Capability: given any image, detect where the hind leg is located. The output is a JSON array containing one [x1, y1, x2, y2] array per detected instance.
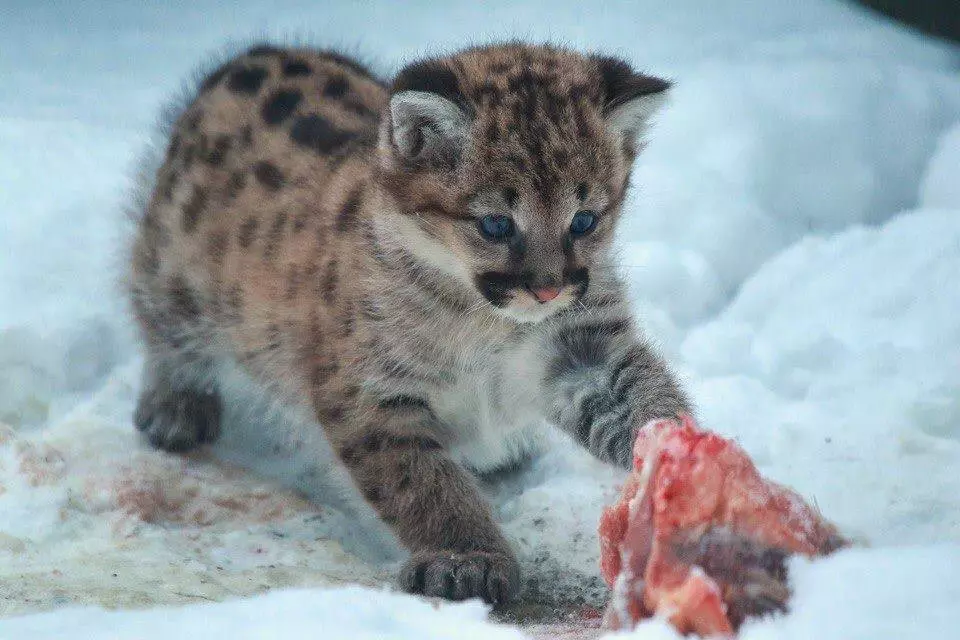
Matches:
[[129, 268, 223, 453], [134, 355, 222, 452]]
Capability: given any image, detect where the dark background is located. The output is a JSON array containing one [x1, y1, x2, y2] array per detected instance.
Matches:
[[858, 0, 960, 42]]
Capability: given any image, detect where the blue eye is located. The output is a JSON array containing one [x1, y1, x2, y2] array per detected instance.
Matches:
[[570, 210, 598, 237], [478, 215, 516, 241]]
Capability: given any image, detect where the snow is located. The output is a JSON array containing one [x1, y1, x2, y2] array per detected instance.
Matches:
[[1, 0, 959, 637], [0, 586, 527, 639], [920, 122, 960, 209]]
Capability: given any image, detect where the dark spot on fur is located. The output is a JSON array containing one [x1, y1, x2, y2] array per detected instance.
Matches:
[[283, 59, 312, 76], [224, 284, 244, 323], [505, 154, 527, 172], [314, 224, 328, 250], [485, 119, 500, 143], [168, 275, 200, 321], [311, 363, 339, 388], [262, 89, 303, 125], [577, 182, 589, 201], [292, 212, 309, 233], [240, 126, 253, 146], [285, 265, 301, 300], [340, 311, 355, 338], [318, 403, 346, 424], [317, 51, 382, 84], [207, 230, 228, 265], [205, 135, 231, 166], [362, 484, 385, 503], [475, 81, 503, 108], [159, 171, 179, 201], [227, 65, 269, 95], [182, 144, 196, 169], [575, 112, 593, 143], [323, 75, 350, 98], [184, 111, 202, 132], [336, 185, 364, 232], [197, 133, 210, 157], [360, 300, 384, 323], [227, 171, 246, 198], [263, 211, 288, 260], [181, 186, 208, 233], [503, 187, 518, 209], [253, 161, 285, 191], [238, 216, 259, 248], [136, 244, 160, 277], [341, 97, 377, 119], [167, 134, 181, 161], [289, 114, 356, 155], [321, 259, 338, 304]]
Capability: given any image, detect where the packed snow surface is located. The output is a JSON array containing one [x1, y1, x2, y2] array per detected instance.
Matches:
[[1, 0, 959, 637]]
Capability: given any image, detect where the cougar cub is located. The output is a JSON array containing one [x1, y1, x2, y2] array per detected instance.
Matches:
[[128, 42, 689, 605]]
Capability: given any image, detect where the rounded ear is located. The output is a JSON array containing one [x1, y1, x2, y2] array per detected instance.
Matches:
[[388, 91, 471, 168], [593, 56, 671, 153]]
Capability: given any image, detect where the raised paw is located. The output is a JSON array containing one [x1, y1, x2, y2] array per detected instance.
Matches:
[[399, 550, 521, 605], [134, 385, 221, 453]]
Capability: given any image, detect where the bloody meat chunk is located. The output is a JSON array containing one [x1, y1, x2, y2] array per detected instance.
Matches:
[[599, 415, 846, 635]]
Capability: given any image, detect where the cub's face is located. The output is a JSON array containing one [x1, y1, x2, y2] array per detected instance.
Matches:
[[378, 45, 669, 323]]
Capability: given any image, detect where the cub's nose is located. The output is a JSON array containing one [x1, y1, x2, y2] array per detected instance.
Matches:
[[527, 285, 561, 303]]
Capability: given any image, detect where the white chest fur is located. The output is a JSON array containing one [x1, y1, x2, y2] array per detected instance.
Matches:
[[429, 337, 549, 473]]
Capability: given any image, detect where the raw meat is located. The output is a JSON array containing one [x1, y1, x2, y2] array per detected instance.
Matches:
[[599, 415, 846, 635]]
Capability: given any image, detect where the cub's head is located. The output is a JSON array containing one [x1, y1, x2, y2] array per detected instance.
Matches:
[[377, 44, 669, 323]]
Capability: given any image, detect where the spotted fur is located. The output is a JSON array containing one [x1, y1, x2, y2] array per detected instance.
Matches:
[[127, 42, 688, 606]]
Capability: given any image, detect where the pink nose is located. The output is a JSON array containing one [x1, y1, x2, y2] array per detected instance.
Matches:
[[530, 286, 561, 303]]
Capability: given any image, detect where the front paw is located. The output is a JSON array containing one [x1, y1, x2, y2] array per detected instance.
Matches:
[[594, 422, 636, 469], [399, 550, 520, 605]]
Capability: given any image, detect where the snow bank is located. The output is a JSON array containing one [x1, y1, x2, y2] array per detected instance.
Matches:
[[0, 586, 526, 639], [920, 121, 960, 209], [741, 546, 960, 640], [1, 0, 959, 637], [686, 208, 960, 545], [622, 63, 960, 339], [3, 545, 957, 640]]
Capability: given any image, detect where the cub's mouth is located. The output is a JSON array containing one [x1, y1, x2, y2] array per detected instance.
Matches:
[[473, 268, 589, 320]]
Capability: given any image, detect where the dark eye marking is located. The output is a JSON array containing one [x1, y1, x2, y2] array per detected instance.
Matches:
[[576, 182, 589, 201], [503, 187, 518, 209], [570, 210, 598, 237], [478, 215, 516, 241]]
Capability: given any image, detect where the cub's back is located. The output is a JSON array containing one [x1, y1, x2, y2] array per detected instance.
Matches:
[[135, 44, 387, 271], [130, 46, 388, 370]]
